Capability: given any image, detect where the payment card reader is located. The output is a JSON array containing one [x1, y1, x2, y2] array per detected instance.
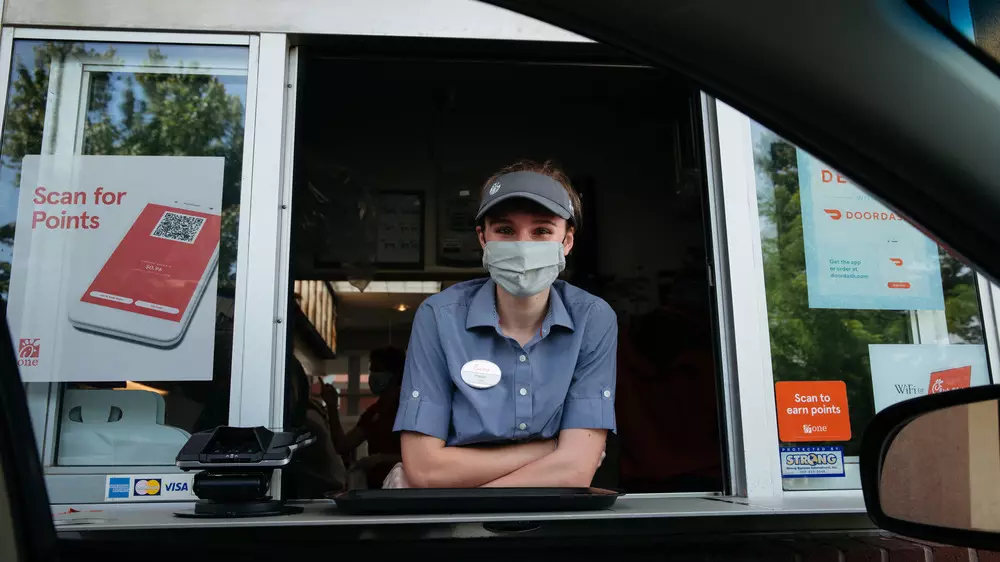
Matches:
[[174, 426, 315, 518]]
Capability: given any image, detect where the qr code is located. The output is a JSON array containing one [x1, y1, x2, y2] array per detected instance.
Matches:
[[150, 211, 206, 244]]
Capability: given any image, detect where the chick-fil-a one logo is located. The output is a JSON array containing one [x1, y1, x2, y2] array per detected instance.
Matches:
[[17, 338, 40, 367]]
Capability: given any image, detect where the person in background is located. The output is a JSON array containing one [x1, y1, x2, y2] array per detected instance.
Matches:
[[322, 346, 405, 489], [281, 356, 346, 498]]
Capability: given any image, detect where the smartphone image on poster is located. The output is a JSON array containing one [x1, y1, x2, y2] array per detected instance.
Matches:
[[68, 202, 221, 347]]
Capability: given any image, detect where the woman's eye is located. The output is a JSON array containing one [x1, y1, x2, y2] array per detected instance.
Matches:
[[533, 228, 553, 236], [494, 227, 515, 235]]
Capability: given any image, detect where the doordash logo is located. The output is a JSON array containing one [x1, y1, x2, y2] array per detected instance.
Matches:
[[17, 338, 40, 367], [822, 208, 903, 222]]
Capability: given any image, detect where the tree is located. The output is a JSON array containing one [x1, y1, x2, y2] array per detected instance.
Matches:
[[1, 43, 116, 182], [0, 42, 246, 299]]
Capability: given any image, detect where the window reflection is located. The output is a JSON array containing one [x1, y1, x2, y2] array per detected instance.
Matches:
[[0, 40, 248, 476], [751, 122, 987, 490]]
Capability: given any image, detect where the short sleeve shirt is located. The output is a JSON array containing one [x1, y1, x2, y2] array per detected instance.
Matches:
[[392, 278, 618, 446]]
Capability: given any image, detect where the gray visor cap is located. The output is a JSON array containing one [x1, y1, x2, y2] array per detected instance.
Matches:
[[475, 171, 574, 224]]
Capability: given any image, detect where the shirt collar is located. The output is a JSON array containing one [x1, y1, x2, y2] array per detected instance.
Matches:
[[466, 278, 499, 330], [466, 278, 575, 332], [545, 284, 575, 332]]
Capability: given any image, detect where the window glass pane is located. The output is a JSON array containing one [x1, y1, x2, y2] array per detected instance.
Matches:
[[751, 122, 990, 490], [0, 40, 248, 469]]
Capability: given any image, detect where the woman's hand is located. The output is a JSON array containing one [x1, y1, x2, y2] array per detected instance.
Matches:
[[320, 383, 339, 407]]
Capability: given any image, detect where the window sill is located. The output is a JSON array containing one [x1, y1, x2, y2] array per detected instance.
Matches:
[[52, 493, 870, 532]]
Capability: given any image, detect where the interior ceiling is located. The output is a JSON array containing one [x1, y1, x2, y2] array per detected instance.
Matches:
[[335, 292, 431, 329]]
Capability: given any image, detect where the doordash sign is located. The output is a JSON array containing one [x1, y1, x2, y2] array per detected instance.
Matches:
[[775, 381, 851, 443], [797, 150, 944, 311]]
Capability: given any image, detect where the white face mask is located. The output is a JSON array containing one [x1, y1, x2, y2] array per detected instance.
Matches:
[[482, 241, 566, 297]]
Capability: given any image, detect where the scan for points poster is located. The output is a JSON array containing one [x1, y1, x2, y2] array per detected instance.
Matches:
[[774, 380, 851, 443], [868, 344, 990, 413], [797, 150, 945, 311], [7, 155, 224, 382]]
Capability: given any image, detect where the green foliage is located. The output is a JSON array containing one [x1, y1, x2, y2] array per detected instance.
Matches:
[[0, 41, 246, 298]]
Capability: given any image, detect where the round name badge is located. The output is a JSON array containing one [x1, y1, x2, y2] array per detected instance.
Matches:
[[460, 360, 502, 389]]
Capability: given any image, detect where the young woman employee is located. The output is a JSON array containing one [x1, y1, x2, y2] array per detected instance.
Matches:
[[387, 159, 618, 488]]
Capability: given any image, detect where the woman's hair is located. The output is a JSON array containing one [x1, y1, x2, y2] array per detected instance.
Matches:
[[478, 159, 583, 231]]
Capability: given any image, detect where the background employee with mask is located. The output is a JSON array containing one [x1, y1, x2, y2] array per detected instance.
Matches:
[[385, 159, 617, 489], [323, 346, 405, 489]]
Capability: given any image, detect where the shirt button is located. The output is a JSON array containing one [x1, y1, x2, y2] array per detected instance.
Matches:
[[412, 390, 420, 398], [519, 355, 527, 362], [603, 389, 611, 398], [518, 422, 527, 430], [519, 388, 528, 396]]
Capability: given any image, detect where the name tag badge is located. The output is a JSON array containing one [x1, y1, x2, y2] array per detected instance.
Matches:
[[461, 360, 502, 389]]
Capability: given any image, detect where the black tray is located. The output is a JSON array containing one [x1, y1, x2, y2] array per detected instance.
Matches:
[[327, 487, 623, 515]]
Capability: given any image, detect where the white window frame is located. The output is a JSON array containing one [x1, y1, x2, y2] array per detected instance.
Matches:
[[1, 27, 262, 504]]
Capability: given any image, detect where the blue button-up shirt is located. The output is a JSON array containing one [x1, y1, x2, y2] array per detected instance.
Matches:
[[392, 278, 618, 446]]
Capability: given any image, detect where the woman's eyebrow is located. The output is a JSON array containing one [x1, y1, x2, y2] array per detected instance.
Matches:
[[532, 218, 557, 226]]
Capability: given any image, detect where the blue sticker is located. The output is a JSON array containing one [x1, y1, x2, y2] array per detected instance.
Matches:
[[780, 446, 846, 478], [107, 477, 131, 499]]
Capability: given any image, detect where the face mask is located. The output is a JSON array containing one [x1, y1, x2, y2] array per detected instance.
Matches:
[[482, 241, 566, 298], [368, 370, 395, 396]]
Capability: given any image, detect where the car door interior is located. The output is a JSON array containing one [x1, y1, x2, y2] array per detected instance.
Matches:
[[479, 0, 1000, 289], [0, 315, 59, 560]]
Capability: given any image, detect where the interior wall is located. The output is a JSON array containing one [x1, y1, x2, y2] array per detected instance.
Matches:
[[295, 57, 703, 316]]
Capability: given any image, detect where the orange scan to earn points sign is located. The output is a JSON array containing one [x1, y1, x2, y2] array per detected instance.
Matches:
[[775, 381, 851, 442]]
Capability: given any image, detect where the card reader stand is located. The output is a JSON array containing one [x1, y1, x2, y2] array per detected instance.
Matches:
[[173, 426, 315, 518]]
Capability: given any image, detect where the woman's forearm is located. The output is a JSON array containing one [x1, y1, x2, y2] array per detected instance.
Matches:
[[480, 447, 595, 488], [480, 429, 607, 488], [401, 433, 556, 488]]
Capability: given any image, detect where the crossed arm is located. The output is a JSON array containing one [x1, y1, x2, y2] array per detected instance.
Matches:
[[400, 427, 607, 488]]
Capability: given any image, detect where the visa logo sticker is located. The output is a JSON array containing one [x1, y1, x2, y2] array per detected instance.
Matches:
[[780, 446, 846, 478], [164, 482, 189, 493], [105, 474, 196, 502]]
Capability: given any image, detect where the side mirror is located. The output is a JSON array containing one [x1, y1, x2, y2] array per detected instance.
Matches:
[[861, 385, 1000, 550]]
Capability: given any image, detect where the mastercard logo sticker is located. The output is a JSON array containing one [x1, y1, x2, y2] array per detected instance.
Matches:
[[133, 478, 161, 496]]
